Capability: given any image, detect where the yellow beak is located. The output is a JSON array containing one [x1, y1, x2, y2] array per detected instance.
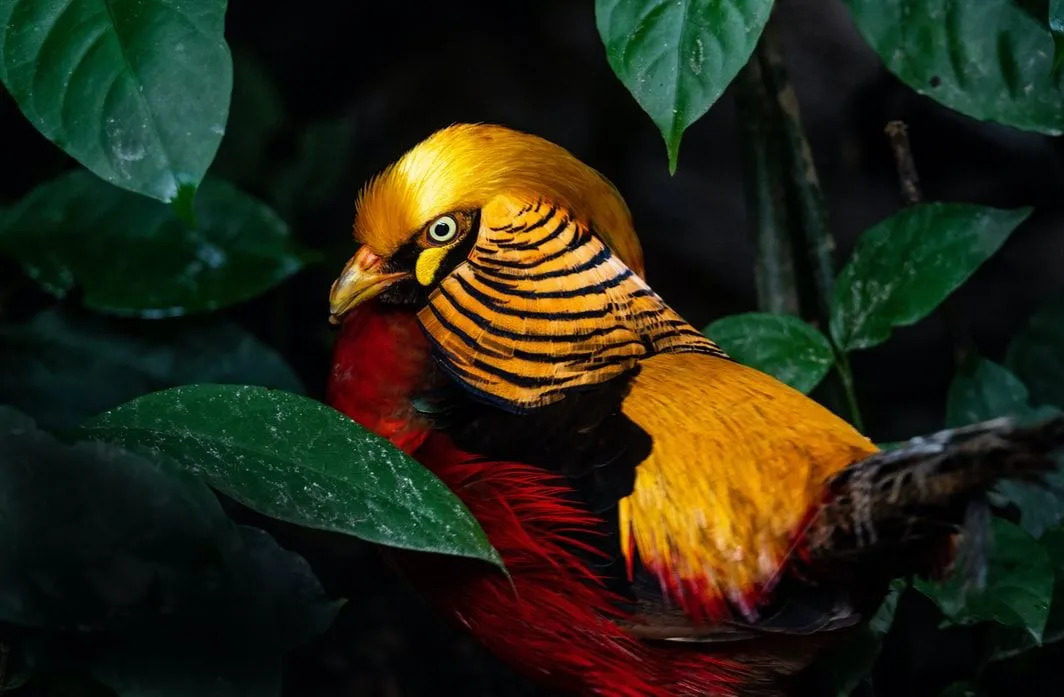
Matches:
[[328, 245, 409, 324]]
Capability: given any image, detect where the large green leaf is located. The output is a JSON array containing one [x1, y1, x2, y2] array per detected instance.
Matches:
[[0, 0, 232, 203], [946, 357, 1064, 538], [595, 0, 774, 171], [0, 308, 304, 429], [80, 385, 501, 568], [916, 518, 1053, 642], [0, 171, 316, 317], [830, 203, 1029, 352], [1006, 293, 1064, 411], [843, 0, 1064, 135], [704, 312, 834, 394]]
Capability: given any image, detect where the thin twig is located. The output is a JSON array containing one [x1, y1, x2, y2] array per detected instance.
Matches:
[[735, 52, 801, 316], [884, 121, 923, 205], [751, 24, 863, 428], [757, 25, 837, 326]]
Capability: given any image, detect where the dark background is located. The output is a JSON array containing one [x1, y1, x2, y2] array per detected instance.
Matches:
[[2, 1, 1062, 695]]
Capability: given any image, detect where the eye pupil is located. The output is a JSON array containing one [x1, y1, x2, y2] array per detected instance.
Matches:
[[429, 216, 458, 242]]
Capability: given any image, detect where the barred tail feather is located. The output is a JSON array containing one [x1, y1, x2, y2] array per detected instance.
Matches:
[[804, 415, 1064, 580]]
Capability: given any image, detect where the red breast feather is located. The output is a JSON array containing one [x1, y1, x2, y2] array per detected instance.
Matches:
[[328, 302, 747, 697]]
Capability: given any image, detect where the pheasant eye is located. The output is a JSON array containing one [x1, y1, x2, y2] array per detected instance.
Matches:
[[427, 215, 458, 244]]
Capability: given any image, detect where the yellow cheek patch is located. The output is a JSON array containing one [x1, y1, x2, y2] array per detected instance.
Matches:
[[415, 247, 450, 286]]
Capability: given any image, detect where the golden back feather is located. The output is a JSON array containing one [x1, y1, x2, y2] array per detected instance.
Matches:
[[354, 124, 645, 276]]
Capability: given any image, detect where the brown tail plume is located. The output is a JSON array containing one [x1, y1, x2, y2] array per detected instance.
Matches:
[[803, 416, 1064, 581]]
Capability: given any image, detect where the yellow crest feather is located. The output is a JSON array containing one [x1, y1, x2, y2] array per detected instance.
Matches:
[[353, 124, 645, 276]]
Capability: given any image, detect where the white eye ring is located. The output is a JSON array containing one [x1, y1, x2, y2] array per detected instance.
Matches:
[[427, 215, 459, 244]]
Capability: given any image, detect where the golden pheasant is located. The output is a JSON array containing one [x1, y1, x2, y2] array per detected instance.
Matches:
[[326, 124, 1063, 696]]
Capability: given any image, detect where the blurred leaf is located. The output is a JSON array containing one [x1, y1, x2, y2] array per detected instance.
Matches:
[[0, 407, 338, 696], [0, 308, 304, 429], [939, 682, 983, 697], [946, 358, 1044, 427], [812, 579, 906, 697], [1006, 292, 1064, 411], [830, 203, 1029, 351], [595, 0, 774, 172], [80, 385, 502, 568], [234, 525, 343, 650], [267, 116, 355, 218], [704, 312, 834, 394], [1053, 0, 1064, 74], [89, 526, 338, 697], [946, 357, 1064, 538], [212, 52, 287, 188], [0, 0, 232, 203], [0, 171, 317, 317], [0, 405, 234, 630], [989, 526, 1064, 660], [916, 518, 1053, 642], [843, 0, 1064, 135]]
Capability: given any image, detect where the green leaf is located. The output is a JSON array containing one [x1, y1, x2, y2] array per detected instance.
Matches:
[[0, 171, 316, 317], [80, 385, 502, 568], [0, 405, 234, 630], [89, 526, 339, 697], [704, 312, 834, 394], [916, 518, 1053, 642], [988, 527, 1064, 660], [234, 525, 343, 651], [946, 357, 1064, 538], [946, 358, 1038, 428], [830, 203, 1030, 352], [0, 308, 304, 429], [842, 0, 1064, 135], [0, 0, 232, 203], [0, 406, 339, 696], [1006, 293, 1064, 411], [1053, 0, 1064, 74], [595, 0, 774, 172]]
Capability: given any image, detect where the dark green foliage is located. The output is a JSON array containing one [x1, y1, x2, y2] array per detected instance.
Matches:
[[0, 407, 340, 696], [0, 172, 317, 317], [0, 0, 232, 203], [81, 385, 501, 567], [1, 0, 1063, 694], [594, 0, 774, 171]]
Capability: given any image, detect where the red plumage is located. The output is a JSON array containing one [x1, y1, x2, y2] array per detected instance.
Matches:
[[327, 302, 746, 696]]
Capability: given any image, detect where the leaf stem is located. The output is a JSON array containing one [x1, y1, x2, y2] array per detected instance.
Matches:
[[835, 349, 865, 433], [746, 23, 865, 428], [735, 51, 801, 316], [756, 25, 837, 326], [885, 120, 923, 205]]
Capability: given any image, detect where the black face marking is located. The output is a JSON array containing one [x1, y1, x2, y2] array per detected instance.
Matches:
[[376, 209, 481, 307]]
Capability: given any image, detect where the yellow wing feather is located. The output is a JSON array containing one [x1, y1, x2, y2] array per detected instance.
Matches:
[[619, 353, 877, 620]]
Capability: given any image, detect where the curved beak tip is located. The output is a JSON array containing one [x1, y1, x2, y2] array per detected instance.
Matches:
[[328, 247, 407, 323]]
